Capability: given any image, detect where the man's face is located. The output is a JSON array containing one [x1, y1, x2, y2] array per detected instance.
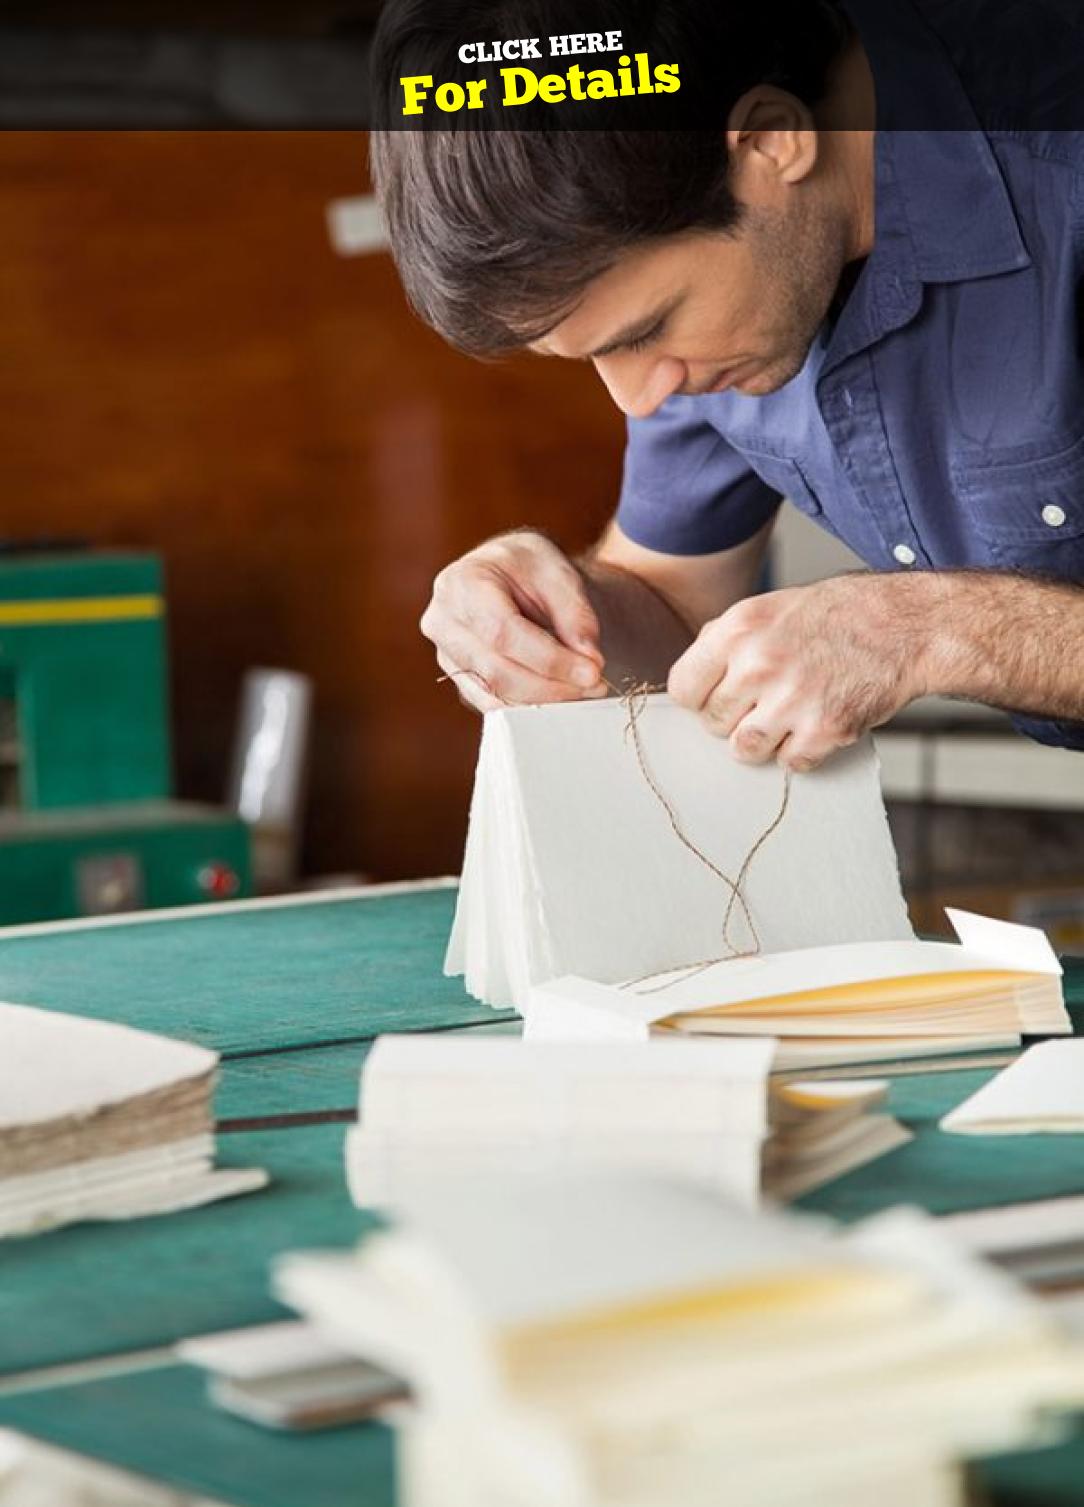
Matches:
[[533, 201, 851, 419]]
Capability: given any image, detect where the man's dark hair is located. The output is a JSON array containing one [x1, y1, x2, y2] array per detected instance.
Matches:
[[370, 1, 851, 355]]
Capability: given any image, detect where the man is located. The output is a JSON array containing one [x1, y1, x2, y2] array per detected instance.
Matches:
[[372, 0, 1084, 771]]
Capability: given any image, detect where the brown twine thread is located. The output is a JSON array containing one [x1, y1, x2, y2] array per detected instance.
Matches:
[[613, 679, 758, 956], [437, 668, 791, 991], [606, 676, 790, 991]]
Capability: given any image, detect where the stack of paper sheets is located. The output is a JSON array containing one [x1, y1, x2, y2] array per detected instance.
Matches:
[[276, 1171, 1084, 1507], [939, 1195, 1084, 1292], [346, 1034, 910, 1209], [523, 910, 1069, 1070], [447, 699, 1068, 1070], [942, 1040, 1084, 1134], [0, 1001, 267, 1237], [179, 1321, 407, 1431], [447, 697, 915, 1009]]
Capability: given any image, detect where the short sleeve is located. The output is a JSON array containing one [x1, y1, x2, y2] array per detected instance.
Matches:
[[616, 400, 782, 556], [1012, 712, 1084, 752]]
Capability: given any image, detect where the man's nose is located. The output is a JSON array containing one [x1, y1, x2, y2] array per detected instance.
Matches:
[[592, 354, 687, 418]]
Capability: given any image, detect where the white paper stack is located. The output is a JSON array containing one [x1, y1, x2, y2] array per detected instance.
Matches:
[[345, 1034, 911, 1210], [446, 697, 914, 1010], [522, 911, 1069, 1069], [0, 1428, 186, 1507], [276, 1171, 1084, 1507], [942, 1039, 1084, 1135], [447, 700, 1072, 1071], [939, 1196, 1084, 1291], [0, 1002, 268, 1237], [179, 1321, 407, 1431]]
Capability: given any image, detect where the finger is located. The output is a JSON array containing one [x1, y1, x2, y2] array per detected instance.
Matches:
[[777, 725, 857, 773], [729, 709, 789, 765], [667, 626, 730, 711], [776, 734, 827, 774], [508, 553, 604, 663], [435, 652, 504, 714], [467, 594, 604, 690], [438, 625, 603, 707], [702, 682, 757, 738]]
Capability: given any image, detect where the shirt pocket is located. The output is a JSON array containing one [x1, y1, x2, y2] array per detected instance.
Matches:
[[740, 450, 824, 520], [953, 431, 1084, 573]]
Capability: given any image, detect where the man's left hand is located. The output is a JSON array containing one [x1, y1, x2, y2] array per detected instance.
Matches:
[[667, 574, 935, 771]]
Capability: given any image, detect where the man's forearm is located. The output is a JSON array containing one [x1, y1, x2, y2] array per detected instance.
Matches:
[[916, 570, 1084, 720], [576, 555, 695, 687]]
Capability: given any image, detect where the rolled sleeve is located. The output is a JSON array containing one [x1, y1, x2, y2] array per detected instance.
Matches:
[[616, 402, 782, 557]]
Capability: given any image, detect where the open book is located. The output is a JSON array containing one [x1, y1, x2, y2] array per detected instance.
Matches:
[[0, 1002, 267, 1237], [445, 697, 1067, 1071], [524, 910, 1069, 1068], [276, 1171, 1084, 1507], [345, 1034, 911, 1210]]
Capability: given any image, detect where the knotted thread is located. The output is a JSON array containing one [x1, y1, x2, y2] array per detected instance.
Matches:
[[438, 668, 791, 990]]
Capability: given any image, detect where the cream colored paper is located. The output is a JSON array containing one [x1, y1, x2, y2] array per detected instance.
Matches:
[[522, 913, 1068, 1046], [447, 697, 913, 1008], [179, 1321, 358, 1379], [276, 1174, 1084, 1507], [942, 1040, 1084, 1134], [1, 1001, 217, 1128], [938, 1195, 1084, 1256], [0, 1001, 266, 1236], [361, 1034, 772, 1138], [344, 1032, 906, 1211]]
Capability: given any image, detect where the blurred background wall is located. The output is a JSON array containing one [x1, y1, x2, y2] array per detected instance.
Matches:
[[0, 130, 622, 880]]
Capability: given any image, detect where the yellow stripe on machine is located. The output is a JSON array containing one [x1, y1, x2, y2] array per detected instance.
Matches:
[[0, 595, 165, 627]]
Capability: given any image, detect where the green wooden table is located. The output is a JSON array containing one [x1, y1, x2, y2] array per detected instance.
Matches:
[[1, 884, 1083, 1507], [0, 881, 512, 1054]]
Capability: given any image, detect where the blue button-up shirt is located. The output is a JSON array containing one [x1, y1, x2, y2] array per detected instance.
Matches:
[[615, 0, 1084, 749]]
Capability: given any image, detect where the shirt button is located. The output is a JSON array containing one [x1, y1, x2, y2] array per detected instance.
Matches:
[[1042, 503, 1067, 528], [893, 544, 917, 566]]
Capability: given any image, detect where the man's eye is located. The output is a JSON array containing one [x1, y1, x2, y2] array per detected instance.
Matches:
[[627, 323, 664, 354]]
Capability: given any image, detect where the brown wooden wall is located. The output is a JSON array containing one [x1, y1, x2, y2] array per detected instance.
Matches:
[[0, 131, 624, 879]]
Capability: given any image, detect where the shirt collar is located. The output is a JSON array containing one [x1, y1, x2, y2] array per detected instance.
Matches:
[[842, 0, 1031, 284]]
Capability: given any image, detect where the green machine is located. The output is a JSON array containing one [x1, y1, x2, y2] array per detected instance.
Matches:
[[0, 548, 251, 924]]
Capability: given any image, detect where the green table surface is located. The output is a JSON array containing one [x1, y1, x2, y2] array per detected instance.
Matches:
[[214, 1019, 521, 1124], [0, 1366, 397, 1507], [0, 885, 513, 1055], [799, 1067, 1084, 1219], [215, 1041, 371, 1123], [3, 893, 1084, 1506], [2, 1366, 1082, 1507], [0, 1122, 373, 1378], [11, 1049, 1084, 1384]]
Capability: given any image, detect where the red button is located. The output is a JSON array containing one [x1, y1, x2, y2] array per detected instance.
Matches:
[[198, 862, 240, 900]]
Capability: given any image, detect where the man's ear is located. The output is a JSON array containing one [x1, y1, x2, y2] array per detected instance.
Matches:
[[726, 87, 819, 196]]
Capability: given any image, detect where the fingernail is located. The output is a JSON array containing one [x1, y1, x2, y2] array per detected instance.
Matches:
[[572, 664, 599, 687]]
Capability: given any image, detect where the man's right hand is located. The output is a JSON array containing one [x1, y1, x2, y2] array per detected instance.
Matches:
[[420, 530, 608, 712]]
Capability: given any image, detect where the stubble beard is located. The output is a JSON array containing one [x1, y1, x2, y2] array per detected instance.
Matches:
[[743, 203, 850, 396]]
